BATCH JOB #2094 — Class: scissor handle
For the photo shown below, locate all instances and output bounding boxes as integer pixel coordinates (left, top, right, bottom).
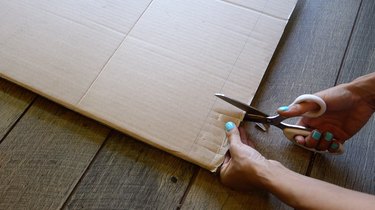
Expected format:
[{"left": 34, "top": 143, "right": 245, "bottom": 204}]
[
  {"left": 290, "top": 94, "right": 326, "bottom": 118},
  {"left": 283, "top": 127, "right": 344, "bottom": 154},
  {"left": 286, "top": 94, "right": 344, "bottom": 154}
]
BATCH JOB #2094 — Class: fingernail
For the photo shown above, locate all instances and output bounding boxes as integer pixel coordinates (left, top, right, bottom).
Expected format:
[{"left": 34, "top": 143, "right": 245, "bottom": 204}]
[
  {"left": 312, "top": 130, "right": 321, "bottom": 141},
  {"left": 278, "top": 106, "right": 289, "bottom": 112},
  {"left": 324, "top": 132, "right": 333, "bottom": 142},
  {"left": 330, "top": 142, "right": 339, "bottom": 150},
  {"left": 225, "top": 122, "right": 236, "bottom": 132}
]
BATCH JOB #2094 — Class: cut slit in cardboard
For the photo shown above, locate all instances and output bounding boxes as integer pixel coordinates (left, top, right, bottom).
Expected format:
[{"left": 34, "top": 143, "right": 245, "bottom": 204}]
[{"left": 0, "top": 0, "right": 297, "bottom": 171}]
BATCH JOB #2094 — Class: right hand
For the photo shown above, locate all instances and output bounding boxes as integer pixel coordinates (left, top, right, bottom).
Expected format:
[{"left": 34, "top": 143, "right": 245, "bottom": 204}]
[{"left": 277, "top": 83, "right": 374, "bottom": 152}]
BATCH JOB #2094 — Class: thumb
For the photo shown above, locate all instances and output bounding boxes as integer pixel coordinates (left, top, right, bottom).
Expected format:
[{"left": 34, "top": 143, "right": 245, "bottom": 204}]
[
  {"left": 225, "top": 122, "right": 243, "bottom": 158},
  {"left": 277, "top": 101, "right": 320, "bottom": 118}
]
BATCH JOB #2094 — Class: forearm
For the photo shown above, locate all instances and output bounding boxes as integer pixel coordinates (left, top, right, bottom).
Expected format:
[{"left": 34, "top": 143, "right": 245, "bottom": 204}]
[
  {"left": 347, "top": 72, "right": 375, "bottom": 109},
  {"left": 259, "top": 160, "right": 375, "bottom": 210}
]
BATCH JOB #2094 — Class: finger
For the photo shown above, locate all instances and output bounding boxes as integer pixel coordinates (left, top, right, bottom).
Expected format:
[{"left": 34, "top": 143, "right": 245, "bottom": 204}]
[
  {"left": 238, "top": 126, "right": 248, "bottom": 144},
  {"left": 305, "top": 129, "right": 321, "bottom": 148},
  {"left": 316, "top": 131, "right": 334, "bottom": 151},
  {"left": 239, "top": 126, "right": 255, "bottom": 148},
  {"left": 294, "top": 135, "right": 306, "bottom": 145},
  {"left": 295, "top": 118, "right": 309, "bottom": 128},
  {"left": 328, "top": 140, "right": 344, "bottom": 154},
  {"left": 223, "top": 152, "right": 231, "bottom": 164},
  {"left": 225, "top": 122, "right": 243, "bottom": 158},
  {"left": 277, "top": 102, "right": 320, "bottom": 118}
]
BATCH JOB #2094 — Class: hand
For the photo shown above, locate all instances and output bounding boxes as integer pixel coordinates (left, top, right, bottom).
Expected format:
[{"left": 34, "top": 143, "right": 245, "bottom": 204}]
[
  {"left": 220, "top": 122, "right": 269, "bottom": 191},
  {"left": 277, "top": 83, "right": 374, "bottom": 152},
  {"left": 219, "top": 124, "right": 375, "bottom": 210}
]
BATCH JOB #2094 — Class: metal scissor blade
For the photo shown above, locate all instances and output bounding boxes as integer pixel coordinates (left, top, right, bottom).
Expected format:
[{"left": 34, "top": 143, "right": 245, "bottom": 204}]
[
  {"left": 215, "top": 93, "right": 268, "bottom": 117},
  {"left": 243, "top": 114, "right": 270, "bottom": 124}
]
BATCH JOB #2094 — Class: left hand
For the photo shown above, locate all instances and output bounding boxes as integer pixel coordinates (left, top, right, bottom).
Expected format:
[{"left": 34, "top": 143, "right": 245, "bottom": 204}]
[{"left": 220, "top": 122, "right": 270, "bottom": 191}]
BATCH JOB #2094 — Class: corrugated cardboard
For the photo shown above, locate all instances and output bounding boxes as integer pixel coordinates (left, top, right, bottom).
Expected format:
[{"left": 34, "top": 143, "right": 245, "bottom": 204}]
[{"left": 0, "top": 0, "right": 296, "bottom": 171}]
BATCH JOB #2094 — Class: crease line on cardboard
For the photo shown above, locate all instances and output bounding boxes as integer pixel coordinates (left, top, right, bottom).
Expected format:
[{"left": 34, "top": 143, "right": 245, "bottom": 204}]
[
  {"left": 206, "top": 0, "right": 298, "bottom": 170},
  {"left": 77, "top": 0, "right": 155, "bottom": 106},
  {"left": 201, "top": 0, "right": 274, "bottom": 169},
  {"left": 220, "top": 0, "right": 289, "bottom": 21},
  {"left": 126, "top": 35, "right": 262, "bottom": 80},
  {"left": 189, "top": 3, "right": 265, "bottom": 162},
  {"left": 20, "top": 2, "right": 125, "bottom": 36}
]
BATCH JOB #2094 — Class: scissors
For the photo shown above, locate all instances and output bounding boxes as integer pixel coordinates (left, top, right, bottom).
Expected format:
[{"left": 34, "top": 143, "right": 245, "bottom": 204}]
[{"left": 215, "top": 93, "right": 344, "bottom": 154}]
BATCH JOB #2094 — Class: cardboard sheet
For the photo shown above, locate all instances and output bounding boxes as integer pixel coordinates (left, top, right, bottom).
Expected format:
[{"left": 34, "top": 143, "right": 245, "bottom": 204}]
[{"left": 0, "top": 0, "right": 297, "bottom": 171}]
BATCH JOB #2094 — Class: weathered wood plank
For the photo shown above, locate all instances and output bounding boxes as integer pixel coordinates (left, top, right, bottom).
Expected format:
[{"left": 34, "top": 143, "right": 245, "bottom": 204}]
[
  {"left": 310, "top": 0, "right": 375, "bottom": 195},
  {"left": 0, "top": 78, "right": 35, "bottom": 139},
  {"left": 181, "top": 0, "right": 362, "bottom": 209},
  {"left": 0, "top": 98, "right": 110, "bottom": 209},
  {"left": 180, "top": 169, "right": 282, "bottom": 210},
  {"left": 64, "top": 131, "right": 197, "bottom": 209}
]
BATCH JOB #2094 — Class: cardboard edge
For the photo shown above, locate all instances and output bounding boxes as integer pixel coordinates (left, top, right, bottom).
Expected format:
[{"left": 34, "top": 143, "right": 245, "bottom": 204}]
[
  {"left": 0, "top": 73, "right": 222, "bottom": 170},
  {"left": 208, "top": 0, "right": 298, "bottom": 173}
]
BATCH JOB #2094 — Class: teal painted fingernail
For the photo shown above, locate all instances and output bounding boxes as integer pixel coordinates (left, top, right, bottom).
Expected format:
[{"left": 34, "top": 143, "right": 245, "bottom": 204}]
[
  {"left": 278, "top": 106, "right": 289, "bottom": 112},
  {"left": 330, "top": 142, "right": 339, "bottom": 150},
  {"left": 225, "top": 122, "right": 236, "bottom": 132},
  {"left": 325, "top": 132, "right": 333, "bottom": 142},
  {"left": 312, "top": 130, "right": 321, "bottom": 141}
]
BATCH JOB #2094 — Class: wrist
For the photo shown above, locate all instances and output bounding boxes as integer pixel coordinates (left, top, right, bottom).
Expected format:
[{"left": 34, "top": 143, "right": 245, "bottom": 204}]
[
  {"left": 256, "top": 160, "right": 288, "bottom": 190},
  {"left": 257, "top": 160, "right": 306, "bottom": 208},
  {"left": 347, "top": 73, "right": 375, "bottom": 110}
]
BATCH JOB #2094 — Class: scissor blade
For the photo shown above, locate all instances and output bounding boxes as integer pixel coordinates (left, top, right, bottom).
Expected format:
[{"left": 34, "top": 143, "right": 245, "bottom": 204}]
[
  {"left": 244, "top": 114, "right": 270, "bottom": 124},
  {"left": 215, "top": 93, "right": 268, "bottom": 117}
]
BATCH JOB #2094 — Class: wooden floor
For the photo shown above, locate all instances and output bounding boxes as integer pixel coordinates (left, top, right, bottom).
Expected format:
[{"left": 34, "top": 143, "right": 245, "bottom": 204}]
[{"left": 1, "top": 0, "right": 374, "bottom": 209}]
